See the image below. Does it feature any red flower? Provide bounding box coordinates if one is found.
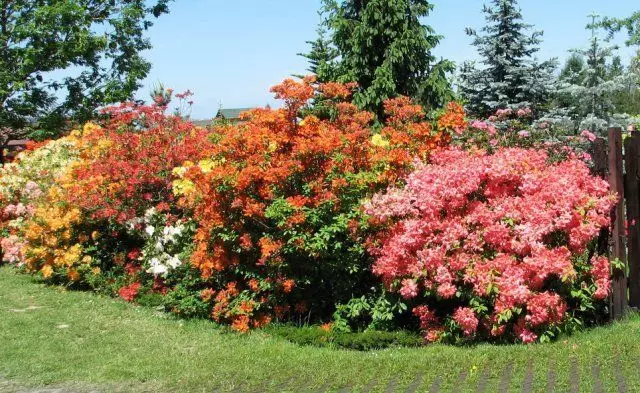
[118,282,142,302]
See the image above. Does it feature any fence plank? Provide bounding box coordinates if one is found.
[625,132,640,308]
[608,127,628,318]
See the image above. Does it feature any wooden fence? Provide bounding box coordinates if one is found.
[593,127,640,319]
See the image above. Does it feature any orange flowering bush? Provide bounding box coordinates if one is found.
[172,76,456,329]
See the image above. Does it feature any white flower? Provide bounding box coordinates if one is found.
[167,255,182,269]
[147,257,168,276]
[144,207,157,219]
[145,225,155,236]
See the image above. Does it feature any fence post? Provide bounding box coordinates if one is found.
[608,127,628,318]
[591,138,609,255]
[625,131,640,309]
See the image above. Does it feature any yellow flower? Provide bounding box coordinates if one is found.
[41,265,53,278]
[172,166,187,177]
[198,159,219,173]
[83,122,101,135]
[172,179,195,196]
[91,231,100,241]
[91,267,101,275]
[267,141,278,153]
[371,134,390,148]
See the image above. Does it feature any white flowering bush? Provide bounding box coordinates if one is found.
[127,208,194,277]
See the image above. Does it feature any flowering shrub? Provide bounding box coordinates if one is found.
[365,148,616,343]
[171,76,455,330]
[0,76,616,344]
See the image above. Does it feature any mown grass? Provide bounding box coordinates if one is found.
[1,266,639,393]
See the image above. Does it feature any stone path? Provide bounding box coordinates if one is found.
[1,357,634,392]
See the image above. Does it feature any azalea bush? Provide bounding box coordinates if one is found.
[171,77,458,331]
[365,147,616,343]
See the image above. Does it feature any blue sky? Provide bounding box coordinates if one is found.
[139,0,639,119]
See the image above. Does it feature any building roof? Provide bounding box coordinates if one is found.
[190,119,213,127]
[215,108,255,120]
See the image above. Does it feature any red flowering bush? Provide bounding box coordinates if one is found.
[65,104,216,223]
[172,76,456,330]
[365,147,616,343]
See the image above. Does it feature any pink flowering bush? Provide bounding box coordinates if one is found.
[365,147,616,344]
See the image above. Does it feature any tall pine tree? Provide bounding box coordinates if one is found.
[459,0,556,118]
[304,0,454,117]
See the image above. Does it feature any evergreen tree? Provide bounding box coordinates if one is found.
[560,54,586,84]
[560,14,629,132]
[317,0,454,116]
[297,26,339,83]
[459,0,556,118]
[612,50,640,116]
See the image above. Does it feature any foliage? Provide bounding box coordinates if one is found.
[0,0,171,139]
[365,148,616,343]
[318,0,454,116]
[265,324,423,350]
[459,0,557,118]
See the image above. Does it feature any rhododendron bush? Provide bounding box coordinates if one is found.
[170,77,455,330]
[365,148,616,343]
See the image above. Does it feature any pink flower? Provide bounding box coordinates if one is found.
[580,130,597,142]
[399,278,419,299]
[514,319,538,344]
[518,130,530,138]
[453,307,479,336]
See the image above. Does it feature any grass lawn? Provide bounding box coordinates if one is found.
[1,266,639,393]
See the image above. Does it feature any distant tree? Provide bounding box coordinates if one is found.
[298,26,339,83]
[459,0,557,118]
[612,50,640,116]
[559,14,629,132]
[0,0,172,141]
[560,54,586,84]
[601,11,640,47]
[318,0,454,117]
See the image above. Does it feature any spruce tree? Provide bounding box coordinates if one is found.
[560,14,629,132]
[459,0,556,118]
[315,0,454,117]
[297,27,339,83]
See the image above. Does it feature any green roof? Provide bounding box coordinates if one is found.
[215,108,255,120]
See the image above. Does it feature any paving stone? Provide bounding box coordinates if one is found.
[498,362,514,393]
[570,358,580,393]
[404,374,423,393]
[475,365,491,393]
[592,363,603,393]
[613,354,628,393]
[522,360,534,393]
[452,370,468,392]
[546,362,556,393]
[427,377,441,393]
